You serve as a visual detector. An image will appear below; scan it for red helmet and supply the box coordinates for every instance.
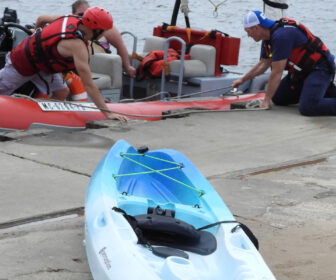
[82,7,113,31]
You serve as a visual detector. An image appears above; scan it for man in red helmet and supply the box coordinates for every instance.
[70,0,136,78]
[0,6,127,121]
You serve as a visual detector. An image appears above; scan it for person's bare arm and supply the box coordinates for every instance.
[232,58,272,88]
[35,15,62,28]
[104,27,136,78]
[58,39,128,121]
[261,58,287,108]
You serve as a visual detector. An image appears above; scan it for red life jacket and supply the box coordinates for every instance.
[263,17,331,76]
[10,16,84,76]
[138,48,190,79]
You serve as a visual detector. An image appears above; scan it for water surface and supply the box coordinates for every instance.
[1,0,335,72]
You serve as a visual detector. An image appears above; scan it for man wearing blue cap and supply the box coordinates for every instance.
[232,11,336,116]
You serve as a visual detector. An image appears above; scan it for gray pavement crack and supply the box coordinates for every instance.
[0,207,84,231]
[16,268,90,277]
[0,150,91,177]
[207,155,330,180]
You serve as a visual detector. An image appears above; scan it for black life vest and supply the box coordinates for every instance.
[10,16,85,76]
[263,17,332,76]
[138,48,190,79]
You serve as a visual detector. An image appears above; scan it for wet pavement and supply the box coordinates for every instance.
[1,105,336,279]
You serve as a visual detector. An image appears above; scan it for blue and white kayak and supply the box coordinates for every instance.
[85,140,276,280]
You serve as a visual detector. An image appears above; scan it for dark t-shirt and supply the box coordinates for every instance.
[261,23,335,66]
[261,24,308,61]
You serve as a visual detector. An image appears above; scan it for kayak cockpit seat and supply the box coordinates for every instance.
[89,53,123,102]
[135,213,217,255]
[113,206,217,256]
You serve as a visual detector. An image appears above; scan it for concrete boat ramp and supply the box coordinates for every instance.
[1,106,336,280]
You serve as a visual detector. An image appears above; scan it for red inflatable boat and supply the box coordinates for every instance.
[0,93,265,131]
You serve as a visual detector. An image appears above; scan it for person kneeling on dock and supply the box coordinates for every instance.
[232,11,336,116]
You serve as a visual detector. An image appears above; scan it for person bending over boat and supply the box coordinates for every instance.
[69,0,136,77]
[71,0,109,54]
[0,7,127,121]
[232,11,336,116]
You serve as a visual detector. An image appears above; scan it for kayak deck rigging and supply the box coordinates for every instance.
[114,152,204,197]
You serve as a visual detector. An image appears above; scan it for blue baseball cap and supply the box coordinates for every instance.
[243,11,275,28]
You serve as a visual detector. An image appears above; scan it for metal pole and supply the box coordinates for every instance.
[160,37,186,99]
[121,31,138,99]
[171,0,181,26]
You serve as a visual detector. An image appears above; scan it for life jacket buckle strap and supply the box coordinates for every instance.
[288,61,302,72]
[35,27,42,34]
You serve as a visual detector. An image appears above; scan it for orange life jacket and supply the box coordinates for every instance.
[10,16,84,76]
[138,48,190,79]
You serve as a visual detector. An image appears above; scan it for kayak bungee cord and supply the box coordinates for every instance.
[123,153,184,166]
[114,152,204,197]
[113,153,183,177]
[113,166,181,178]
[10,93,268,120]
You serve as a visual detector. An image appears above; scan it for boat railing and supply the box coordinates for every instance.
[121,31,138,99]
[160,36,186,100]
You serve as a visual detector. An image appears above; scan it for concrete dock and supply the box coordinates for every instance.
[1,105,336,280]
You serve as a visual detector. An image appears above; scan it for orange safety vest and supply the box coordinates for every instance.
[138,48,190,79]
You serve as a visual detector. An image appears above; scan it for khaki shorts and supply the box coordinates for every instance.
[0,53,67,96]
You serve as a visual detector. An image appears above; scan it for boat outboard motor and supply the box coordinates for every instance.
[2,7,19,24]
[0,8,36,95]
[0,7,20,50]
[0,28,12,68]
[0,7,19,67]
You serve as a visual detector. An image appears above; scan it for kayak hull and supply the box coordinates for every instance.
[85,140,275,280]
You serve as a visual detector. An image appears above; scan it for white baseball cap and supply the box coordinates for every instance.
[243,11,275,28]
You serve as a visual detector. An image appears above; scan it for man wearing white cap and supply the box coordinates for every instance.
[232,11,336,116]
